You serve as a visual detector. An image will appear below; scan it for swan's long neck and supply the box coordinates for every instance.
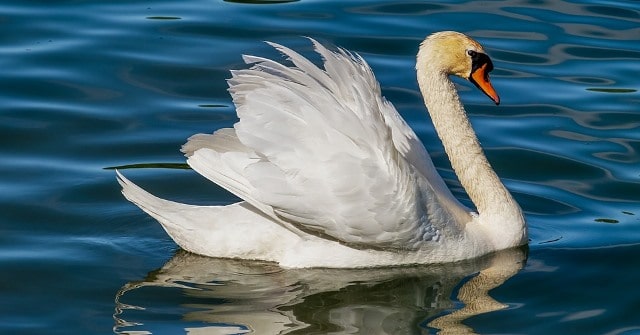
[417,58,525,246]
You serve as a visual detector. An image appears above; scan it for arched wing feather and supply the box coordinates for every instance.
[189,39,466,249]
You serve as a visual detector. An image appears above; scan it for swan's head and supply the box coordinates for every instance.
[418,31,500,105]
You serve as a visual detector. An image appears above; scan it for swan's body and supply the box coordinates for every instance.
[118,31,527,268]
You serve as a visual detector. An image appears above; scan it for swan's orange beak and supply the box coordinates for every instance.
[470,63,500,105]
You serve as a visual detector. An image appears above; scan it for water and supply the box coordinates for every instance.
[1,0,639,333]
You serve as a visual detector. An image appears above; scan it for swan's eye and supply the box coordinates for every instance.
[467,50,477,58]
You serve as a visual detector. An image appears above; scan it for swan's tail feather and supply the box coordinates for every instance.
[116,169,233,255]
[116,169,210,254]
[116,170,298,261]
[117,170,179,223]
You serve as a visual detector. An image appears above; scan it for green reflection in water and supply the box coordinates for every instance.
[105,163,191,170]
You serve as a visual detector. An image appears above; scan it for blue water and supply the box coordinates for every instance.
[1,0,639,334]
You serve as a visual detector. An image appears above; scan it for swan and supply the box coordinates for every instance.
[117,31,527,268]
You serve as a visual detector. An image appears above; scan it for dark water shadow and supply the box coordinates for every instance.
[114,247,526,334]
[224,0,299,4]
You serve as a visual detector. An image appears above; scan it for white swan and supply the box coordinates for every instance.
[117,31,527,268]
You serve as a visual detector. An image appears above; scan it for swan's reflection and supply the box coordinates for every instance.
[114,247,526,334]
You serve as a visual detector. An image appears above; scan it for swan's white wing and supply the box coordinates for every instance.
[188,40,466,249]
[379,94,474,224]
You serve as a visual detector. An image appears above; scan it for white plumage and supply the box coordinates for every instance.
[118,31,527,268]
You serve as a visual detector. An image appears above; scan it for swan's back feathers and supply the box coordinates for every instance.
[187,39,466,249]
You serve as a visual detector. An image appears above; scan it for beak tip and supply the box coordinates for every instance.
[487,93,500,105]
